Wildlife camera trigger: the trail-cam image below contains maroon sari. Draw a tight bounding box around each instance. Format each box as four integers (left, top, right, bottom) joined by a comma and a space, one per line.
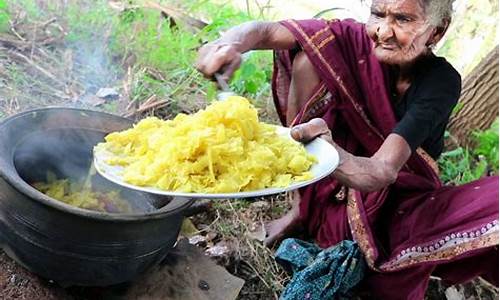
272, 18, 499, 299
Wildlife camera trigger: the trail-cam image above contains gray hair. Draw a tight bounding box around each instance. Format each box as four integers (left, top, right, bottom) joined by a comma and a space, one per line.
422, 0, 455, 26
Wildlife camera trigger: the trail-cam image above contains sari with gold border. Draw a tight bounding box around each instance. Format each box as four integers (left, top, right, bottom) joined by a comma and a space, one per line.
272, 18, 499, 299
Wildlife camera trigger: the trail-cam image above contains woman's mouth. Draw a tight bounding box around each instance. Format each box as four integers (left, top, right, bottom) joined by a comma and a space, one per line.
378, 43, 398, 50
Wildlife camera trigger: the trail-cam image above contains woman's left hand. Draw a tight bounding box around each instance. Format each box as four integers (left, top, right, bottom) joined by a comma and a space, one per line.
290, 118, 333, 145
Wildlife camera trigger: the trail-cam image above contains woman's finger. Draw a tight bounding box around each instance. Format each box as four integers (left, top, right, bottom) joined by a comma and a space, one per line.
221, 54, 242, 82
200, 45, 238, 78
291, 118, 333, 144
195, 44, 217, 76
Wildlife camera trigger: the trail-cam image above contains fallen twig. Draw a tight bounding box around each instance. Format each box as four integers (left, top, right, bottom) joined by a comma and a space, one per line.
143, 1, 208, 30
9, 50, 65, 87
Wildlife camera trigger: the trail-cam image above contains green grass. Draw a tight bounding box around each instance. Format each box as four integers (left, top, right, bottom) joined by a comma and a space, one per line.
439, 119, 499, 185
472, 119, 499, 172
0, 0, 9, 32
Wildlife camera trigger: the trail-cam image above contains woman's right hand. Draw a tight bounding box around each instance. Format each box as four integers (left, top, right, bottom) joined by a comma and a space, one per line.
291, 118, 334, 145
195, 21, 296, 82
195, 42, 243, 83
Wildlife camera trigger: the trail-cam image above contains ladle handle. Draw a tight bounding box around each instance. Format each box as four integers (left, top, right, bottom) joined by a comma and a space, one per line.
214, 72, 231, 92
214, 73, 235, 101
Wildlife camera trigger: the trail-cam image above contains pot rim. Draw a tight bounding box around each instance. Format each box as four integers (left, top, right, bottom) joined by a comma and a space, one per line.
0, 106, 195, 222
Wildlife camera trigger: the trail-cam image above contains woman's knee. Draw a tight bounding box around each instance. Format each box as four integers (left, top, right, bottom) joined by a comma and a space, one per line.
291, 51, 320, 83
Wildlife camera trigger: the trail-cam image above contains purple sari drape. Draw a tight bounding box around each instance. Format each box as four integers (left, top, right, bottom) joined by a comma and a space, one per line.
272, 18, 499, 299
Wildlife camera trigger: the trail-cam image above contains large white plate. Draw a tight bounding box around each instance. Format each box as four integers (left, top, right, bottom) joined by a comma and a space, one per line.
93, 126, 339, 199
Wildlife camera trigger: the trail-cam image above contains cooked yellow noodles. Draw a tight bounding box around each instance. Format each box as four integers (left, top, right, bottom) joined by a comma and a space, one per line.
95, 96, 316, 193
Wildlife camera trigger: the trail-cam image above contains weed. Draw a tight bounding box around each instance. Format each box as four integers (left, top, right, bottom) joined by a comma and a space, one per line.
0, 0, 9, 32
439, 119, 499, 185
231, 51, 273, 100
472, 119, 499, 173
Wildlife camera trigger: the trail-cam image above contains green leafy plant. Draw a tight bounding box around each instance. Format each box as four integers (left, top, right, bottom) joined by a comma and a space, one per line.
472, 119, 499, 173
439, 120, 499, 185
438, 147, 487, 185
0, 0, 9, 32
230, 51, 273, 99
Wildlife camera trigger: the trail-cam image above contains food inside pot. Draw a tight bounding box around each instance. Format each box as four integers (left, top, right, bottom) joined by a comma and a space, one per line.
32, 170, 132, 213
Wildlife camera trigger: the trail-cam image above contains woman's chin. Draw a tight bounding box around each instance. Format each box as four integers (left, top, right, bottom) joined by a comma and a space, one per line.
373, 48, 425, 65
374, 51, 398, 64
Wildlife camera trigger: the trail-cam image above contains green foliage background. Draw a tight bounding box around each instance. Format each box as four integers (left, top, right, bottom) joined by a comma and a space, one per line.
0, 0, 9, 31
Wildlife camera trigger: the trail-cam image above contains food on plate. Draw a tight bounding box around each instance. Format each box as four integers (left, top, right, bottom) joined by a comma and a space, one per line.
95, 96, 316, 193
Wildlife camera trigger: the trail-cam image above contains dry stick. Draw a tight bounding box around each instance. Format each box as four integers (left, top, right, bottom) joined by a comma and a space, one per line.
0, 35, 28, 50
193, 208, 222, 235
139, 99, 170, 111
142, 95, 158, 106
124, 97, 172, 117
39, 17, 57, 29
122, 66, 133, 108
143, 1, 208, 30
9, 51, 66, 87
30, 22, 37, 60
478, 277, 499, 293
36, 47, 62, 66
9, 22, 26, 42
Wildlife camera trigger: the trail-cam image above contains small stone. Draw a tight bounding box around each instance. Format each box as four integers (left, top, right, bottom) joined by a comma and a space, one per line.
205, 242, 231, 258
198, 279, 210, 291
96, 87, 119, 100
188, 235, 207, 247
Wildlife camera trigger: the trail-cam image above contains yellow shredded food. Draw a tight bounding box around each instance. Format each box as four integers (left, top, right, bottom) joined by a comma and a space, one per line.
33, 172, 132, 213
95, 96, 317, 193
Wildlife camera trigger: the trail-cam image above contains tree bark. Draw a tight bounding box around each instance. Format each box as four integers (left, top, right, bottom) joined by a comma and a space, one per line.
447, 46, 499, 147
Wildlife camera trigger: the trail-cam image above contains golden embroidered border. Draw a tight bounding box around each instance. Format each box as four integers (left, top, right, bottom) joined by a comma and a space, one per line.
289, 19, 385, 270
291, 83, 328, 126
346, 188, 379, 270
309, 26, 330, 43
317, 35, 335, 50
380, 231, 499, 271
287, 20, 386, 143
349, 185, 499, 272
416, 147, 440, 177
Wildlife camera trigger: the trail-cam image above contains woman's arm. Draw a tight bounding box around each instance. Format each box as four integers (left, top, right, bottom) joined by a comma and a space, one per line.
196, 21, 297, 80
292, 119, 411, 192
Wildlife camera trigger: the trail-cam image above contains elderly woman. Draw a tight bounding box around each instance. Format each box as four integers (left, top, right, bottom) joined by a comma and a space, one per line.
196, 0, 499, 298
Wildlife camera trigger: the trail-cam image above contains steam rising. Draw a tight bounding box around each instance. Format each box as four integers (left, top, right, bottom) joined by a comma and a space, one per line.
12, 121, 169, 213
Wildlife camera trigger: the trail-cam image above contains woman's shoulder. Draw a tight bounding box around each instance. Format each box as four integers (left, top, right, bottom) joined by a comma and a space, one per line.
414, 55, 461, 97
418, 55, 461, 86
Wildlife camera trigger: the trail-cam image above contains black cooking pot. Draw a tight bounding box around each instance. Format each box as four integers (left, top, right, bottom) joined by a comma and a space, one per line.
0, 107, 194, 286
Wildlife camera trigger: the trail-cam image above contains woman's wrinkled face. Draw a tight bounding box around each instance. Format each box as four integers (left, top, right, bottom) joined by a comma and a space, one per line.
366, 0, 436, 65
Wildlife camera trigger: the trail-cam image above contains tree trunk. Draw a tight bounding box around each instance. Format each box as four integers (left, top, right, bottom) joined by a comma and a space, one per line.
447, 46, 499, 147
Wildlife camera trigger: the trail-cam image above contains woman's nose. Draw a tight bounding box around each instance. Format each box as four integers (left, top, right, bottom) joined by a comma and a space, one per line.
377, 20, 394, 41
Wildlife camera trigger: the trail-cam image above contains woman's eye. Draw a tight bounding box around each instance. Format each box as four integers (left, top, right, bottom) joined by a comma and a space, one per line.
396, 15, 411, 23
370, 11, 384, 18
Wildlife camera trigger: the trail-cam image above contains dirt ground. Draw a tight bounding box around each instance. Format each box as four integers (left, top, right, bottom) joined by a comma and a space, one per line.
1, 245, 499, 300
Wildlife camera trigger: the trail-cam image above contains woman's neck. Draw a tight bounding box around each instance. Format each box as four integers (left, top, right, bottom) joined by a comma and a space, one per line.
395, 51, 433, 81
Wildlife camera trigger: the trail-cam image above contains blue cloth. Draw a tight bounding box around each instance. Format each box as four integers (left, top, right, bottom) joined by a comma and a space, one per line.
275, 239, 366, 300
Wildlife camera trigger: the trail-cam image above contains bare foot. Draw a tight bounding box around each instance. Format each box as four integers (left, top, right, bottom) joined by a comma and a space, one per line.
264, 191, 303, 247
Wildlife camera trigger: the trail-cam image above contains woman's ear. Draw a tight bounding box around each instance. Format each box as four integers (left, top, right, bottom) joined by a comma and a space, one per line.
428, 18, 451, 46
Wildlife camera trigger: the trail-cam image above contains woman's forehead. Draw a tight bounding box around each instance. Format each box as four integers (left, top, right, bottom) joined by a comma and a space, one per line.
371, 0, 426, 14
